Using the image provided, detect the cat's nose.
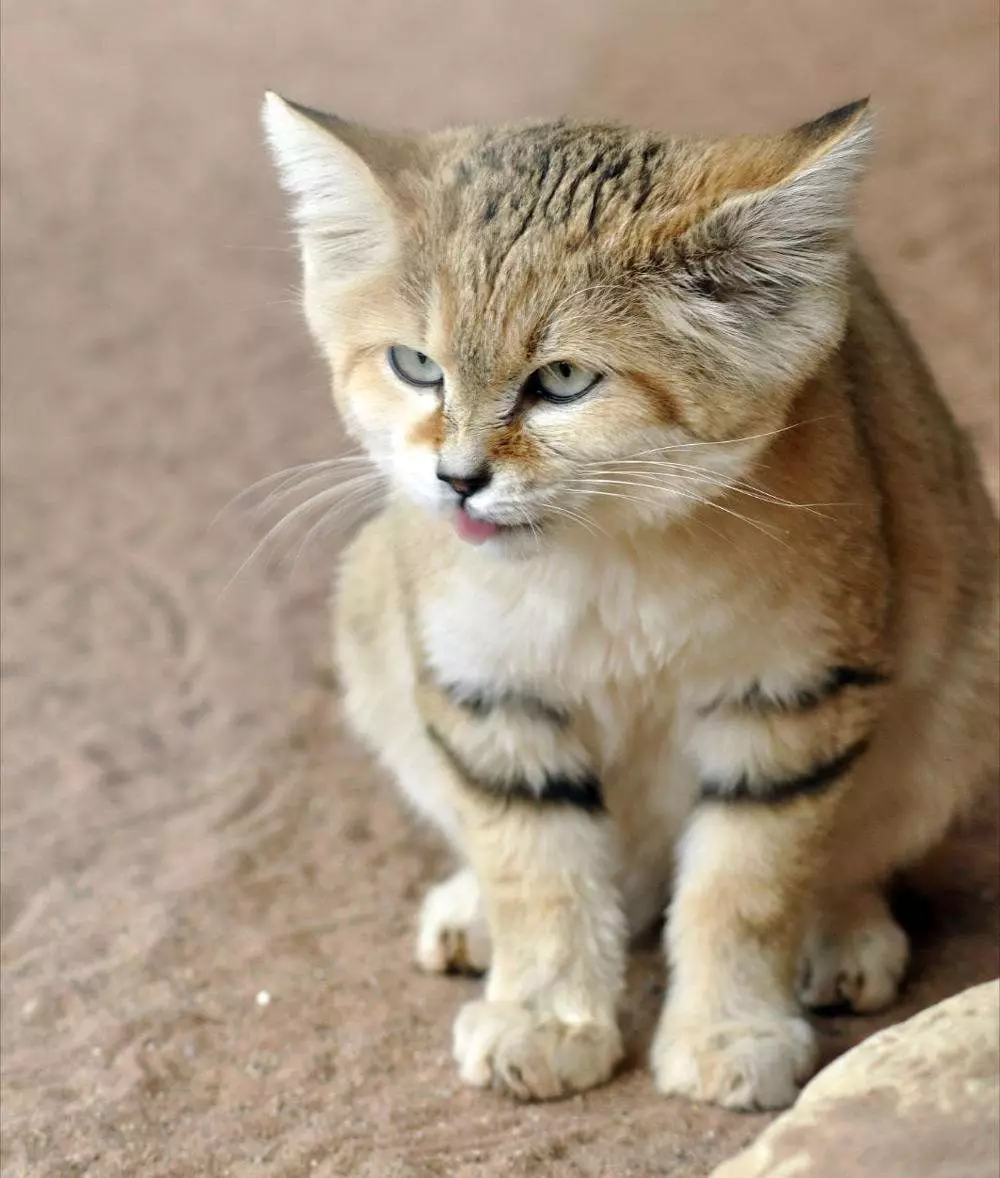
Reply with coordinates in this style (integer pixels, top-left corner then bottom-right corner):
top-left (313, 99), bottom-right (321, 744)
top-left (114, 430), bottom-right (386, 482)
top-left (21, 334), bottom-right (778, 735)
top-left (436, 466), bottom-right (492, 500)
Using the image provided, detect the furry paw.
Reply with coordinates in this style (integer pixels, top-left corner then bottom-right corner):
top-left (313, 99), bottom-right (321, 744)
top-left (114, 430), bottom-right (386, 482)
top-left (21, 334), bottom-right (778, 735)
top-left (416, 869), bottom-right (491, 975)
top-left (453, 1000), bottom-right (622, 1101)
top-left (652, 1013), bottom-right (816, 1110)
top-left (798, 895), bottom-right (909, 1013)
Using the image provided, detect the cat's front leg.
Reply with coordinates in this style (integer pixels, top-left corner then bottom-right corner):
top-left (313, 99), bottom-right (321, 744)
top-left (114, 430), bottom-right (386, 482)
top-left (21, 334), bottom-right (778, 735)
top-left (652, 799), bottom-right (821, 1109)
top-left (418, 682), bottom-right (627, 1100)
top-left (652, 665), bottom-right (889, 1110)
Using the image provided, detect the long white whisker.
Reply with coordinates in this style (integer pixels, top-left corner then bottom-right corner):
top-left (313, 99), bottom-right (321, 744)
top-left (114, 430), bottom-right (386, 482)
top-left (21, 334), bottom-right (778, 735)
top-left (587, 463), bottom-right (838, 516)
top-left (549, 504), bottom-right (604, 540)
top-left (220, 474), bottom-right (383, 596)
top-left (580, 472), bottom-right (745, 498)
top-left (278, 480), bottom-right (385, 569)
top-left (513, 504), bottom-right (543, 552)
top-left (565, 486), bottom-right (733, 547)
top-left (253, 461), bottom-right (381, 519)
top-left (542, 498), bottom-right (611, 541)
top-left (213, 461), bottom-right (340, 526)
top-left (624, 416), bottom-right (837, 459)
top-left (214, 455), bottom-right (376, 526)
top-left (286, 484), bottom-right (386, 577)
top-left (569, 478), bottom-right (789, 546)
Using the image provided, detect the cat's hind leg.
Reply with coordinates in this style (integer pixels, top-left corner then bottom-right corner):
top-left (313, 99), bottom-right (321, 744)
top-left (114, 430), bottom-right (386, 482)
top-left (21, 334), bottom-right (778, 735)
top-left (797, 886), bottom-right (909, 1013)
top-left (416, 866), bottom-right (492, 975)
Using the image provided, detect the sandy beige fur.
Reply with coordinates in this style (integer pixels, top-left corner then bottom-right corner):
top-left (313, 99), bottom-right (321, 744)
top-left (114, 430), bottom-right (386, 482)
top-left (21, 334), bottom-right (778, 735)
top-left (263, 94), bottom-right (999, 1110)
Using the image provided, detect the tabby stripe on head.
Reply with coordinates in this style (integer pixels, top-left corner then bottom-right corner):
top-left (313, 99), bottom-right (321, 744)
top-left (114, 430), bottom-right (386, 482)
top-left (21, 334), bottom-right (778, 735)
top-left (426, 725), bottom-right (606, 814)
top-left (587, 153), bottom-right (629, 234)
top-left (700, 665), bottom-right (890, 716)
top-left (539, 155), bottom-right (570, 220)
top-left (559, 163), bottom-right (591, 224)
top-left (631, 142), bottom-right (662, 214)
top-left (699, 738), bottom-right (870, 805)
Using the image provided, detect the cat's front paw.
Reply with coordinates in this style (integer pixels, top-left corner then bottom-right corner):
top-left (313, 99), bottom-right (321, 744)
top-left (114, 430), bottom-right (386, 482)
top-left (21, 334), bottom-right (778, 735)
top-left (652, 1012), bottom-right (816, 1110)
top-left (416, 868), bottom-right (491, 975)
top-left (453, 1000), bottom-right (622, 1101)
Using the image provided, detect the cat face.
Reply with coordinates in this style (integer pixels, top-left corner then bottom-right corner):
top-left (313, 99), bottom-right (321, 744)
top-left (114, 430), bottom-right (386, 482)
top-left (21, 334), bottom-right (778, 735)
top-left (264, 99), bottom-right (870, 552)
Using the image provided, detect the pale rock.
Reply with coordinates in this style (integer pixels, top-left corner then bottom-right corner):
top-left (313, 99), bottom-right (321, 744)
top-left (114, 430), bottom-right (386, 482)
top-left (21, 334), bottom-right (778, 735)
top-left (712, 980), bottom-right (1000, 1178)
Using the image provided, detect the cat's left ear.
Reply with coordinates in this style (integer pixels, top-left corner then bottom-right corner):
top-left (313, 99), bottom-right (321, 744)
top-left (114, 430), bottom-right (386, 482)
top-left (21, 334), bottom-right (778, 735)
top-left (672, 100), bottom-right (872, 308)
top-left (262, 92), bottom-right (415, 281)
top-left (660, 100), bottom-right (873, 390)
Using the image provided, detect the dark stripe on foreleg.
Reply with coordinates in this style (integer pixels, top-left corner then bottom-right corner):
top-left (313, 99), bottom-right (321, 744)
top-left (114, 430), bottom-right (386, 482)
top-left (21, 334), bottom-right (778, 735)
top-left (699, 738), bottom-right (870, 805)
top-left (771, 667), bottom-right (890, 713)
top-left (441, 682), bottom-right (570, 727)
top-left (426, 724), bottom-right (606, 814)
top-left (699, 665), bottom-right (890, 717)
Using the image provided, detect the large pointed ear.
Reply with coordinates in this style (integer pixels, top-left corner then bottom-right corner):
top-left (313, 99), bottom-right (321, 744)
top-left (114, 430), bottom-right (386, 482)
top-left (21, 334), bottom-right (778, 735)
top-left (261, 92), bottom-right (405, 279)
top-left (661, 100), bottom-right (873, 388)
top-left (674, 100), bottom-right (872, 309)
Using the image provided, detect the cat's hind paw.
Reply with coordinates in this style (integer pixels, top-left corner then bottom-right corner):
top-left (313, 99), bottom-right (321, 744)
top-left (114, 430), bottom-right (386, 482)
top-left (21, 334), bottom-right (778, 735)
top-left (798, 891), bottom-right (909, 1013)
top-left (416, 868), bottom-right (491, 975)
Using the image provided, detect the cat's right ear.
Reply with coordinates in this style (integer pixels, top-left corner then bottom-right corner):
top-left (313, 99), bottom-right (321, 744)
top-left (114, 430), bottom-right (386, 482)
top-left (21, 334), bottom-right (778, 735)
top-left (261, 92), bottom-right (399, 278)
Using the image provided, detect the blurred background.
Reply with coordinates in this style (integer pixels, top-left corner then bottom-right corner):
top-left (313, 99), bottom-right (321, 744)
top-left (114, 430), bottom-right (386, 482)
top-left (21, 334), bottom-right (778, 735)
top-left (2, 2), bottom-right (997, 1175)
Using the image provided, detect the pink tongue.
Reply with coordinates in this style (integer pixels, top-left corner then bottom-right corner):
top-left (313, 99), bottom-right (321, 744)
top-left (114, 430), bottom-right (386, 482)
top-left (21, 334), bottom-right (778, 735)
top-left (453, 509), bottom-right (499, 545)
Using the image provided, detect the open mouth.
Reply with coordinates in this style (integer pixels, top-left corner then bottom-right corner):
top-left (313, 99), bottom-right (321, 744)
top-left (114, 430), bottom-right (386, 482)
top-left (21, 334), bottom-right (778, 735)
top-left (452, 508), bottom-right (532, 546)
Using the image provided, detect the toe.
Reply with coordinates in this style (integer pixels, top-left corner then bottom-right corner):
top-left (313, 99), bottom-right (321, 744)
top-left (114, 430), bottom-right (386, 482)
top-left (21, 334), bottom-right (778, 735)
top-left (653, 1015), bottom-right (816, 1111)
top-left (453, 1001), bottom-right (621, 1101)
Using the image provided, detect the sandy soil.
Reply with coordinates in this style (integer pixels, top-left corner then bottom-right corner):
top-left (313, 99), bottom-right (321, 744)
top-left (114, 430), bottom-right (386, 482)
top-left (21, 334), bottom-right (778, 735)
top-left (2, 1), bottom-right (997, 1175)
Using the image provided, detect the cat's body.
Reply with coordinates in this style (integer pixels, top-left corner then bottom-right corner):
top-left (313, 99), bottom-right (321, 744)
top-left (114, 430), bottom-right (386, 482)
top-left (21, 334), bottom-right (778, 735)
top-left (264, 96), bottom-right (999, 1109)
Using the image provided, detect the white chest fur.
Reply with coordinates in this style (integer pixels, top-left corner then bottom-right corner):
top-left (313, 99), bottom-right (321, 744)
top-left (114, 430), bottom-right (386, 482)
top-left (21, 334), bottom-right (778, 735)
top-left (417, 540), bottom-right (728, 918)
top-left (419, 537), bottom-right (761, 699)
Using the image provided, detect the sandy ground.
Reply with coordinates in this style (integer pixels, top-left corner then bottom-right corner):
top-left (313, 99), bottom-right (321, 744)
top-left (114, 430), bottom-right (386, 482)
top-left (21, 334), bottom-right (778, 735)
top-left (1, 2), bottom-right (997, 1175)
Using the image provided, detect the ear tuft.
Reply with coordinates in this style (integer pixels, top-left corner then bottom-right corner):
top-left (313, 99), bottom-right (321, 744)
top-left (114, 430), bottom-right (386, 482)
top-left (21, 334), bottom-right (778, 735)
top-left (794, 98), bottom-right (871, 149)
top-left (788, 97), bottom-right (873, 209)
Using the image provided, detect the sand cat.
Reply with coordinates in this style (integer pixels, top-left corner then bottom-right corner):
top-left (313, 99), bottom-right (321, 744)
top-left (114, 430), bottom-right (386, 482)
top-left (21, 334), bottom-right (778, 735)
top-left (262, 94), bottom-right (999, 1109)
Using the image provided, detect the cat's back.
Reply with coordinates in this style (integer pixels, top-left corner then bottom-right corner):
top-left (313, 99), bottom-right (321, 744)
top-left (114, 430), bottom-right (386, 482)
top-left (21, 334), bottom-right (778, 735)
top-left (843, 258), bottom-right (997, 695)
top-left (845, 258), bottom-right (995, 538)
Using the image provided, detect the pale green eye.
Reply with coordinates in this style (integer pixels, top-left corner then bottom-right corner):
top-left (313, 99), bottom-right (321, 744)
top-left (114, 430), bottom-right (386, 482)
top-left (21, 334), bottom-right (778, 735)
top-left (388, 345), bottom-right (444, 388)
top-left (533, 360), bottom-right (602, 401)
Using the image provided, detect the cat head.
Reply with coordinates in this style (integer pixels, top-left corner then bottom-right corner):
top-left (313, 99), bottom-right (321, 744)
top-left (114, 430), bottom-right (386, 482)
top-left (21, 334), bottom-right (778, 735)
top-left (263, 95), bottom-right (871, 553)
